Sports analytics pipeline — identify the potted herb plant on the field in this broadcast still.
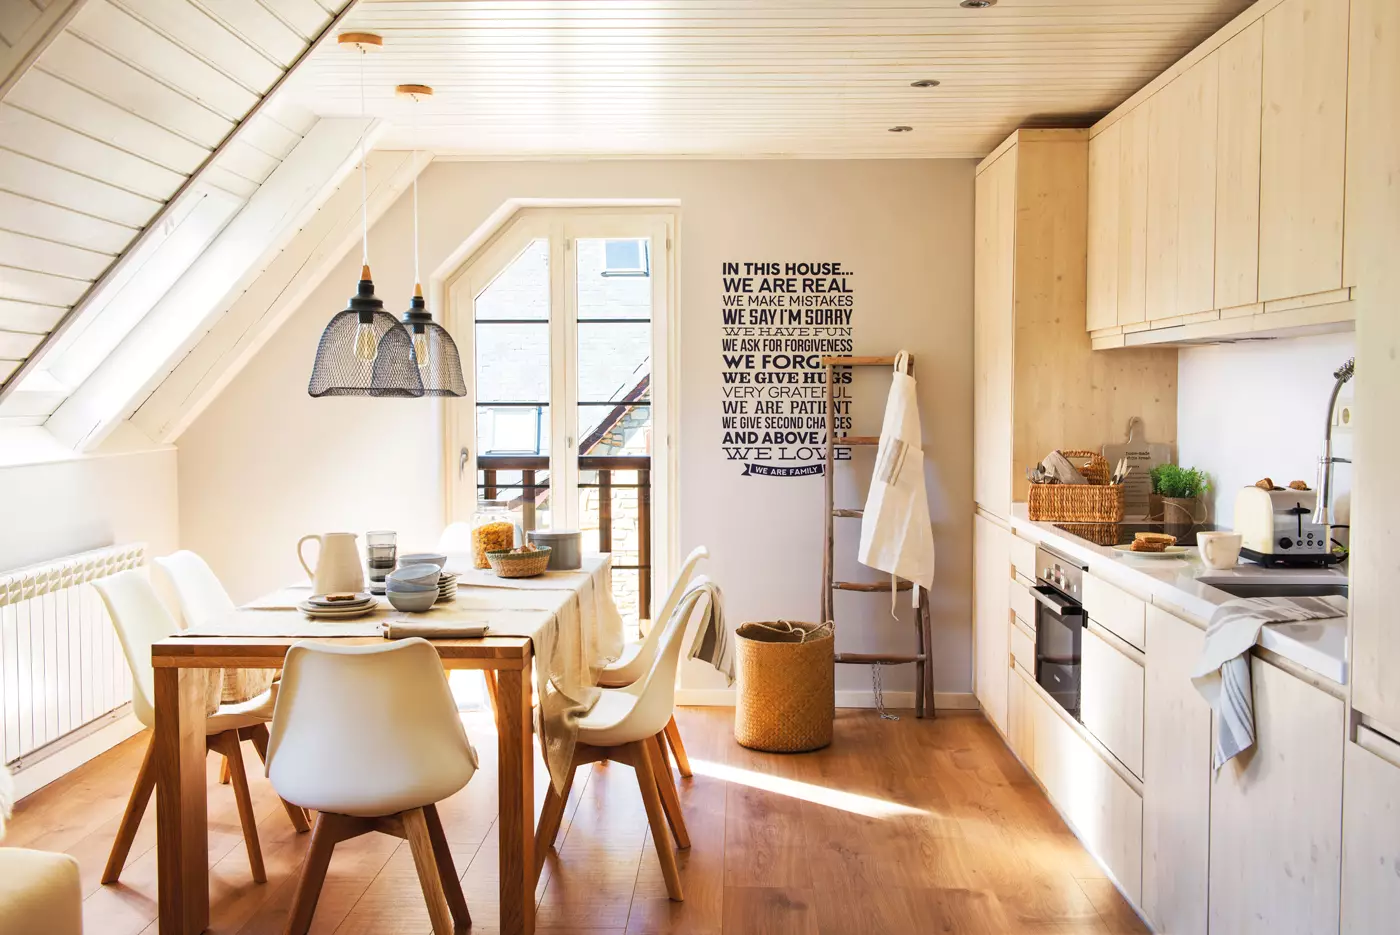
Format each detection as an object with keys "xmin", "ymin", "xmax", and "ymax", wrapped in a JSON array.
[{"xmin": 1149, "ymin": 464, "xmax": 1211, "ymax": 530}]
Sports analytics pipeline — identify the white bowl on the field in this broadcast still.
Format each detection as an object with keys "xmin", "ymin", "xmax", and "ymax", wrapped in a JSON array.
[
  {"xmin": 388, "ymin": 563, "xmax": 441, "ymax": 587},
  {"xmin": 386, "ymin": 578, "xmax": 436, "ymax": 593},
  {"xmin": 387, "ymin": 589, "xmax": 437, "ymax": 613},
  {"xmin": 399, "ymin": 552, "xmax": 447, "ymax": 570}
]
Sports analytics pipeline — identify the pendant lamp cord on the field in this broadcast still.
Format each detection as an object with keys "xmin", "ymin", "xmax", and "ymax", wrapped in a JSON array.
[
  {"xmin": 359, "ymin": 45, "xmax": 368, "ymax": 269},
  {"xmin": 411, "ymin": 94, "xmax": 420, "ymax": 286}
]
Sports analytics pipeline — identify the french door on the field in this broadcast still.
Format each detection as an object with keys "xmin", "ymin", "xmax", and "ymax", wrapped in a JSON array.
[{"xmin": 445, "ymin": 210, "xmax": 675, "ymax": 621}]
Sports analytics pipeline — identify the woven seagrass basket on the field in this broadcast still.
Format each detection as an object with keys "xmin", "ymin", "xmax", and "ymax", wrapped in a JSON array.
[
  {"xmin": 1026, "ymin": 449, "xmax": 1126, "ymax": 523},
  {"xmin": 733, "ymin": 621, "xmax": 834, "ymax": 753},
  {"xmin": 486, "ymin": 547, "xmax": 552, "ymax": 578}
]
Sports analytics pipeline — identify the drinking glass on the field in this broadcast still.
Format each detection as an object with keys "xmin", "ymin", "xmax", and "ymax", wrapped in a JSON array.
[{"xmin": 366, "ymin": 530, "xmax": 397, "ymax": 584}]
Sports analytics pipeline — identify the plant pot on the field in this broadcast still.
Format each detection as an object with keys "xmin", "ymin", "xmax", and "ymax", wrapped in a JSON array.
[{"xmin": 1161, "ymin": 496, "xmax": 1204, "ymax": 536}]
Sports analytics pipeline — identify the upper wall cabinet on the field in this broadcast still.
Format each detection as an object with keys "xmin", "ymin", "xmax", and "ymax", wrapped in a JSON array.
[{"xmin": 1085, "ymin": 0, "xmax": 1355, "ymax": 348}]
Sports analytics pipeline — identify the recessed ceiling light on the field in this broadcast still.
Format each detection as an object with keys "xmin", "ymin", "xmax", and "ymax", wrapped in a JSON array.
[
  {"xmin": 889, "ymin": 125, "xmax": 913, "ymax": 133},
  {"xmin": 960, "ymin": 0, "xmax": 997, "ymax": 8},
  {"xmin": 910, "ymin": 79, "xmax": 941, "ymax": 88}
]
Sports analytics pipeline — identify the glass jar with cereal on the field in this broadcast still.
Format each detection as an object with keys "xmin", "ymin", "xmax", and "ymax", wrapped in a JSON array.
[{"xmin": 471, "ymin": 500, "xmax": 518, "ymax": 569}]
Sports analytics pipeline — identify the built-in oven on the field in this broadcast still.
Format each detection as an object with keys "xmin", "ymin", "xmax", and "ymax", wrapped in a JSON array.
[{"xmin": 1034, "ymin": 545, "xmax": 1087, "ymax": 720}]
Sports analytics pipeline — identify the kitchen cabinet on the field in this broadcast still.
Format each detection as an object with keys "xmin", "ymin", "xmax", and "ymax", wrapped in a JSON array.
[
  {"xmin": 1141, "ymin": 606, "xmax": 1211, "ymax": 935},
  {"xmin": 1116, "ymin": 106, "xmax": 1149, "ymax": 326},
  {"xmin": 1209, "ymin": 654, "xmax": 1344, "ymax": 935},
  {"xmin": 1257, "ymin": 0, "xmax": 1349, "ymax": 303},
  {"xmin": 1080, "ymin": 624, "xmax": 1144, "ymax": 778},
  {"xmin": 1144, "ymin": 79, "xmax": 1181, "ymax": 322},
  {"xmin": 1081, "ymin": 572, "xmax": 1146, "ymax": 651},
  {"xmin": 1086, "ymin": 121, "xmax": 1120, "ymax": 332},
  {"xmin": 1341, "ymin": 729, "xmax": 1400, "ymax": 933},
  {"xmin": 1174, "ymin": 54, "xmax": 1218, "ymax": 317},
  {"xmin": 972, "ymin": 129, "xmax": 1176, "ymax": 519},
  {"xmin": 974, "ymin": 512, "xmax": 1011, "ymax": 733},
  {"xmin": 1213, "ymin": 19, "xmax": 1263, "ymax": 310}
]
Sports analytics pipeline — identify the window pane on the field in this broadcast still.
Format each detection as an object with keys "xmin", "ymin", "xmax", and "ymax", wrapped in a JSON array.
[
  {"xmin": 477, "ymin": 405, "xmax": 549, "ymax": 456},
  {"xmin": 476, "ymin": 322, "xmax": 548, "ymax": 402},
  {"xmin": 478, "ymin": 467, "xmax": 551, "ymax": 533},
  {"xmin": 579, "ymin": 402, "xmax": 651, "ymax": 455},
  {"xmin": 578, "ymin": 322, "xmax": 650, "ymax": 402},
  {"xmin": 578, "ymin": 476, "xmax": 647, "ymax": 618},
  {"xmin": 475, "ymin": 238, "xmax": 549, "ymax": 320},
  {"xmin": 577, "ymin": 239, "xmax": 651, "ymax": 319}
]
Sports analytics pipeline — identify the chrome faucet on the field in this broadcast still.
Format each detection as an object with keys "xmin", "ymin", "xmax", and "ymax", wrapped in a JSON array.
[{"xmin": 1315, "ymin": 356, "xmax": 1355, "ymax": 528}]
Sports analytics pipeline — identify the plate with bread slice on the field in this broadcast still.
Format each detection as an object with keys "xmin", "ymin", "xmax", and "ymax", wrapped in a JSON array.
[{"xmin": 1112, "ymin": 532, "xmax": 1191, "ymax": 558}]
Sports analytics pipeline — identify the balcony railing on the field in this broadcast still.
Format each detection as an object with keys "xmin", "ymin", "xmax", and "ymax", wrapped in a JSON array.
[{"xmin": 477, "ymin": 454, "xmax": 652, "ymax": 618}]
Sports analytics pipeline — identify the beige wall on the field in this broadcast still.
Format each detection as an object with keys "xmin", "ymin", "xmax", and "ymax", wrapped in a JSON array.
[{"xmin": 178, "ymin": 158, "xmax": 977, "ymax": 699}]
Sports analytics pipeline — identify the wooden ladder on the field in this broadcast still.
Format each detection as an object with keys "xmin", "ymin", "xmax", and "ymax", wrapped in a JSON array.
[{"xmin": 821, "ymin": 355, "xmax": 936, "ymax": 718}]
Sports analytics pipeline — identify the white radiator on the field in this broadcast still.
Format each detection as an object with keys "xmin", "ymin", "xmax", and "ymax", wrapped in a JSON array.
[{"xmin": 0, "ymin": 544, "xmax": 145, "ymax": 769}]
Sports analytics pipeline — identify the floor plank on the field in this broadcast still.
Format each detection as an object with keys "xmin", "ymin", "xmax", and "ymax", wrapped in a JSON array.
[{"xmin": 6, "ymin": 708, "xmax": 1149, "ymax": 935}]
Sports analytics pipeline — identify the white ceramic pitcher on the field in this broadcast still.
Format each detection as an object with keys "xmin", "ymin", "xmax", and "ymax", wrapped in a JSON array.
[{"xmin": 297, "ymin": 532, "xmax": 365, "ymax": 594}]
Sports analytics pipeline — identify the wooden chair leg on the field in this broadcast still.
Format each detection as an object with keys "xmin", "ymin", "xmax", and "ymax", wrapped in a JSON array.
[
  {"xmin": 534, "ymin": 760, "xmax": 577, "ymax": 878},
  {"xmin": 648, "ymin": 734, "xmax": 690, "ymax": 849},
  {"xmin": 247, "ymin": 723, "xmax": 312, "ymax": 833},
  {"xmin": 663, "ymin": 715, "xmax": 693, "ymax": 778},
  {"xmin": 403, "ymin": 807, "xmax": 457, "ymax": 935},
  {"xmin": 630, "ymin": 740, "xmax": 684, "ymax": 901},
  {"xmin": 214, "ymin": 732, "xmax": 266, "ymax": 883},
  {"xmin": 219, "ymin": 757, "xmax": 232, "ymax": 784},
  {"xmin": 283, "ymin": 813, "xmax": 342, "ymax": 935},
  {"xmin": 482, "ymin": 670, "xmax": 500, "ymax": 720},
  {"xmin": 423, "ymin": 804, "xmax": 471, "ymax": 932},
  {"xmin": 102, "ymin": 734, "xmax": 156, "ymax": 884}
]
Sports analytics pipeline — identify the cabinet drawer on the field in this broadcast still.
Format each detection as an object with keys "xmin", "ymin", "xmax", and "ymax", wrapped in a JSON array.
[
  {"xmin": 1009, "ymin": 577, "xmax": 1036, "ymax": 626},
  {"xmin": 1081, "ymin": 625, "xmax": 1145, "ymax": 778},
  {"xmin": 1009, "ymin": 534, "xmax": 1038, "ymax": 581},
  {"xmin": 1010, "ymin": 618, "xmax": 1035, "ymax": 676},
  {"xmin": 1082, "ymin": 573, "xmax": 1146, "ymax": 650}
]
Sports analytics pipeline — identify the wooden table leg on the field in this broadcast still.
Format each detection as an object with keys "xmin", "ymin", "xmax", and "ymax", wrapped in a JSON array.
[
  {"xmin": 496, "ymin": 661, "xmax": 535, "ymax": 935},
  {"xmin": 155, "ymin": 666, "xmax": 210, "ymax": 935}
]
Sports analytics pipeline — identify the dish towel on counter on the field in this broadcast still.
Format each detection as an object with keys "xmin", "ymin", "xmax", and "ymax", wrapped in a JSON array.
[
  {"xmin": 684, "ymin": 580, "xmax": 735, "ymax": 684},
  {"xmin": 857, "ymin": 351, "xmax": 936, "ymax": 608},
  {"xmin": 1191, "ymin": 595, "xmax": 1346, "ymax": 770}
]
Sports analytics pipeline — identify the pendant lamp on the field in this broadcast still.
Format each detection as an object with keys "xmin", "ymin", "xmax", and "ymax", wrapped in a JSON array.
[
  {"xmin": 308, "ymin": 33, "xmax": 424, "ymax": 399},
  {"xmin": 396, "ymin": 83, "xmax": 467, "ymax": 397}
]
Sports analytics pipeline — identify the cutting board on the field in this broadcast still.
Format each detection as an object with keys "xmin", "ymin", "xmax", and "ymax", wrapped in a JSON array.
[{"xmin": 1102, "ymin": 417, "xmax": 1174, "ymax": 520}]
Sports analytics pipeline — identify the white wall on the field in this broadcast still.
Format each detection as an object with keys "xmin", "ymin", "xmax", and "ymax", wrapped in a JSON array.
[
  {"xmin": 1177, "ymin": 331, "xmax": 1355, "ymax": 528},
  {"xmin": 177, "ymin": 158, "xmax": 977, "ymax": 700}
]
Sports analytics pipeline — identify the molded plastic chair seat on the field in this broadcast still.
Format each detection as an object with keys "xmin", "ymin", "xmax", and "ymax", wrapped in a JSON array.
[
  {"xmin": 207, "ymin": 684, "xmax": 279, "ymax": 734},
  {"xmin": 0, "ymin": 848, "xmax": 82, "ymax": 935},
  {"xmin": 597, "ymin": 546, "xmax": 708, "ymax": 689}
]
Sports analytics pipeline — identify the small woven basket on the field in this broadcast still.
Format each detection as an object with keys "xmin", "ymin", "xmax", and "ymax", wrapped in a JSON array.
[
  {"xmin": 1026, "ymin": 449, "xmax": 1126, "ymax": 523},
  {"xmin": 733, "ymin": 621, "xmax": 834, "ymax": 753},
  {"xmin": 486, "ymin": 547, "xmax": 552, "ymax": 578}
]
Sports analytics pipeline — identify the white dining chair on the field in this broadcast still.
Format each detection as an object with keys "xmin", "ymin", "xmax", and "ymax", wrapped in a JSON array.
[
  {"xmin": 535, "ymin": 578, "xmax": 714, "ymax": 901},
  {"xmin": 265, "ymin": 638, "xmax": 479, "ymax": 935},
  {"xmin": 597, "ymin": 545, "xmax": 709, "ymax": 779},
  {"xmin": 91, "ymin": 570, "xmax": 309, "ymax": 888}
]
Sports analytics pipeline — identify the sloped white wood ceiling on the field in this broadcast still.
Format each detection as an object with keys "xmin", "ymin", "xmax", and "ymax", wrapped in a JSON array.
[
  {"xmin": 282, "ymin": 0, "xmax": 1253, "ymax": 158},
  {"xmin": 0, "ymin": 0, "xmax": 349, "ymax": 395}
]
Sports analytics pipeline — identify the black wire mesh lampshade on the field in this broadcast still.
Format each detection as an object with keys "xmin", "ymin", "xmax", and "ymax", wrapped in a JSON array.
[
  {"xmin": 402, "ymin": 288, "xmax": 467, "ymax": 397},
  {"xmin": 308, "ymin": 267, "xmax": 425, "ymax": 398}
]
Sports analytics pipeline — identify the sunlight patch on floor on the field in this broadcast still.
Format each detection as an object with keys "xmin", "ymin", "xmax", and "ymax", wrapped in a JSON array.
[{"xmin": 689, "ymin": 758, "xmax": 928, "ymax": 819}]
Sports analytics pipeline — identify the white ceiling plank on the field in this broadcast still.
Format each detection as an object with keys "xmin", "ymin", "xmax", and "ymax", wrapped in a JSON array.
[
  {"xmin": 258, "ymin": 0, "xmax": 332, "ymax": 41},
  {"xmin": 135, "ymin": 145, "xmax": 421, "ymax": 443},
  {"xmin": 211, "ymin": 137, "xmax": 281, "ymax": 184},
  {"xmin": 0, "ymin": 3, "xmax": 43, "ymax": 46},
  {"xmin": 0, "ymin": 265, "xmax": 91, "ymax": 306},
  {"xmin": 190, "ymin": 0, "xmax": 305, "ymax": 64},
  {"xmin": 0, "ymin": 330, "xmax": 44, "ymax": 358},
  {"xmin": 49, "ymin": 116, "xmax": 377, "ymax": 450},
  {"xmin": 0, "ymin": 298, "xmax": 67, "ymax": 334},
  {"xmin": 237, "ymin": 110, "xmax": 303, "ymax": 160},
  {"xmin": 69, "ymin": 0, "xmax": 261, "ymax": 122},
  {"xmin": 0, "ymin": 102, "xmax": 187, "ymax": 200},
  {"xmin": 0, "ymin": 229, "xmax": 113, "ymax": 279},
  {"xmin": 0, "ymin": 0, "xmax": 84, "ymax": 98},
  {"xmin": 6, "ymin": 68, "xmax": 211, "ymax": 174},
  {"xmin": 0, "ymin": 147, "xmax": 163, "ymax": 227},
  {"xmin": 257, "ymin": 93, "xmax": 317, "ymax": 136},
  {"xmin": 198, "ymin": 163, "xmax": 261, "ymax": 199},
  {"xmin": 0, "ymin": 189, "xmax": 135, "ymax": 252},
  {"xmin": 38, "ymin": 32, "xmax": 235, "ymax": 148},
  {"xmin": 110, "ymin": 0, "xmax": 284, "ymax": 87},
  {"xmin": 0, "ymin": 359, "xmax": 20, "ymax": 383}
]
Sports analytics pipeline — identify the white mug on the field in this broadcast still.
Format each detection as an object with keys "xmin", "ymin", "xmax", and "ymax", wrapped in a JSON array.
[{"xmin": 1197, "ymin": 531, "xmax": 1244, "ymax": 569}]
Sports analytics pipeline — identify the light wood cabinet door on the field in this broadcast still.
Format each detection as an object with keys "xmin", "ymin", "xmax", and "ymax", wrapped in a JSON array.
[
  {"xmin": 1142, "ymin": 607, "xmax": 1211, "ymax": 935},
  {"xmin": 973, "ymin": 151, "xmax": 1015, "ymax": 518},
  {"xmin": 1175, "ymin": 54, "xmax": 1218, "ymax": 317},
  {"xmin": 1116, "ymin": 106, "xmax": 1149, "ymax": 325},
  {"xmin": 1087, "ymin": 121, "xmax": 1121, "ymax": 332},
  {"xmin": 1257, "ymin": 0, "xmax": 1349, "ymax": 302},
  {"xmin": 1209, "ymin": 656, "xmax": 1344, "ymax": 935},
  {"xmin": 1341, "ymin": 731, "xmax": 1400, "ymax": 933},
  {"xmin": 1144, "ymin": 79, "xmax": 1182, "ymax": 321},
  {"xmin": 1080, "ymin": 625, "xmax": 1144, "ymax": 778},
  {"xmin": 1214, "ymin": 18, "xmax": 1264, "ymax": 310},
  {"xmin": 973, "ymin": 513, "xmax": 1011, "ymax": 733}
]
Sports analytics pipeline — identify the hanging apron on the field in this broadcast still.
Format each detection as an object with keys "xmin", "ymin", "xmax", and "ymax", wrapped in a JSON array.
[{"xmin": 857, "ymin": 351, "xmax": 936, "ymax": 607}]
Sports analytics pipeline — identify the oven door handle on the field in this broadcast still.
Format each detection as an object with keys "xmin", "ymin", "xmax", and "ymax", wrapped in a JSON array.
[{"xmin": 1033, "ymin": 585, "xmax": 1083, "ymax": 618}]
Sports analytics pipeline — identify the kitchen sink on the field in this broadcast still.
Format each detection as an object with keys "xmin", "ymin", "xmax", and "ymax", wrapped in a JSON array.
[{"xmin": 1198, "ymin": 580, "xmax": 1349, "ymax": 599}]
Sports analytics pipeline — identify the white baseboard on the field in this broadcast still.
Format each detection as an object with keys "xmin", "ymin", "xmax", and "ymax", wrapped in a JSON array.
[
  {"xmin": 11, "ymin": 713, "xmax": 144, "ymax": 800},
  {"xmin": 676, "ymin": 688, "xmax": 977, "ymax": 711}
]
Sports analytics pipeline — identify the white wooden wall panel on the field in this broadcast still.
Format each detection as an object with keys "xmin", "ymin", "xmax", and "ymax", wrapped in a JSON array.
[
  {"xmin": 110, "ymin": 0, "xmax": 283, "ymax": 92},
  {"xmin": 0, "ymin": 2, "xmax": 45, "ymax": 48},
  {"xmin": 0, "ymin": 189, "xmax": 134, "ymax": 254},
  {"xmin": 0, "ymin": 102, "xmax": 187, "ymax": 198},
  {"xmin": 0, "ymin": 230, "xmax": 112, "ymax": 281},
  {"xmin": 0, "ymin": 299, "xmax": 66, "ymax": 334},
  {"xmin": 190, "ymin": 0, "xmax": 305, "ymax": 63}
]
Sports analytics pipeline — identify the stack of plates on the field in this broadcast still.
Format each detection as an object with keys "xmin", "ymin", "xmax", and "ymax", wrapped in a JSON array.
[
  {"xmin": 436, "ymin": 572, "xmax": 458, "ymax": 603},
  {"xmin": 298, "ymin": 592, "xmax": 376, "ymax": 620}
]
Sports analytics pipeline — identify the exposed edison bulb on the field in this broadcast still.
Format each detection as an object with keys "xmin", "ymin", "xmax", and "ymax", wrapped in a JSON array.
[
  {"xmin": 353, "ymin": 321, "xmax": 378, "ymax": 362},
  {"xmin": 413, "ymin": 330, "xmax": 430, "ymax": 369}
]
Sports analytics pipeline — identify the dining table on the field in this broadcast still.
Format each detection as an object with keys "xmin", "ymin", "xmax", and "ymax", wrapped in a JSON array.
[{"xmin": 149, "ymin": 553, "xmax": 624, "ymax": 935}]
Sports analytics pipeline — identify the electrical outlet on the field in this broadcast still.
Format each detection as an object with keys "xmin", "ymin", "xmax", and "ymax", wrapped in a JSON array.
[{"xmin": 1334, "ymin": 398, "xmax": 1356, "ymax": 429}]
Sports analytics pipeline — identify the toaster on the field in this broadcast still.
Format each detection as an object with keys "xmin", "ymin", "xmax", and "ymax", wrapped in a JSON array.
[{"xmin": 1233, "ymin": 486, "xmax": 1336, "ymax": 565}]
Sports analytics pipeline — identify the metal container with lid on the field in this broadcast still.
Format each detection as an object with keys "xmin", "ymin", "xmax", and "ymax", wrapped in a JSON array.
[{"xmin": 526, "ymin": 529, "xmax": 582, "ymax": 570}]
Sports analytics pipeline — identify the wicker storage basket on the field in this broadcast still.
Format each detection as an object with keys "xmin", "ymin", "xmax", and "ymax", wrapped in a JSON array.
[
  {"xmin": 486, "ymin": 547, "xmax": 552, "ymax": 578},
  {"xmin": 1026, "ymin": 450, "xmax": 1126, "ymax": 523},
  {"xmin": 733, "ymin": 621, "xmax": 834, "ymax": 753}
]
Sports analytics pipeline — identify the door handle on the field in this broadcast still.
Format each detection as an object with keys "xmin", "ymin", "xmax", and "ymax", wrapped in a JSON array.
[{"xmin": 459, "ymin": 447, "xmax": 470, "ymax": 479}]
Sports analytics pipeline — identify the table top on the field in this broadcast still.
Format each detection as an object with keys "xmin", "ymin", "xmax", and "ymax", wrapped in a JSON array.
[{"xmin": 151, "ymin": 633, "xmax": 534, "ymax": 667}]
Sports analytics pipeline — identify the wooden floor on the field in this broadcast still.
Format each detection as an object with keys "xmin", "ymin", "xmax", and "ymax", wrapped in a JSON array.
[{"xmin": 5, "ymin": 707, "xmax": 1149, "ymax": 935}]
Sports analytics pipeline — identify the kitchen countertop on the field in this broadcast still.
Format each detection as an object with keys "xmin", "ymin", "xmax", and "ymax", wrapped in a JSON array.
[{"xmin": 1006, "ymin": 505, "xmax": 1350, "ymax": 685}]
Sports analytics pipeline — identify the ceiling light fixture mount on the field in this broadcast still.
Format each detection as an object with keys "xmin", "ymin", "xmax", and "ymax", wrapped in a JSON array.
[
  {"xmin": 910, "ymin": 79, "xmax": 941, "ymax": 88},
  {"xmin": 889, "ymin": 125, "xmax": 914, "ymax": 133},
  {"xmin": 395, "ymin": 83, "xmax": 434, "ymax": 101},
  {"xmin": 959, "ymin": 0, "xmax": 997, "ymax": 8}
]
